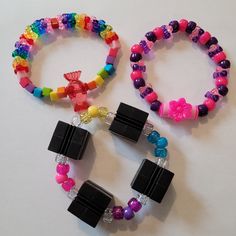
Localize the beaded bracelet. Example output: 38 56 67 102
48 103 174 228
12 13 120 111
130 19 230 122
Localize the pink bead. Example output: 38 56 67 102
215 77 228 86
55 174 68 184
212 52 226 63
131 44 143 54
153 27 163 39
145 91 158 103
56 163 70 175
62 178 75 192
199 32 211 45
130 70 143 80
204 99 215 111
179 19 188 32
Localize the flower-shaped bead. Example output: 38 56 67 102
168 98 192 122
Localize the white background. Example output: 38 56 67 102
0 0 236 236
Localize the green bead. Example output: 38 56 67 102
42 87 53 97
97 68 109 79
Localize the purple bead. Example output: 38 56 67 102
139 40 150 54
220 70 228 77
123 206 134 220
112 206 124 220
198 28 204 35
25 84 35 94
169 20 179 33
106 56 115 64
128 198 142 212
150 100 161 111
218 60 231 69
132 64 146 72
145 31 157 42
205 91 219 102
140 87 153 98
198 104 208 117
186 21 197 34
132 64 140 71
217 85 228 96
134 78 145 89
205 37 218 49
130 53 142 62
213 72 220 78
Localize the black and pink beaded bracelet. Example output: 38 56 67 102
48 103 174 228
130 19 230 122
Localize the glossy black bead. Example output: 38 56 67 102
198 104 208 117
218 85 228 96
218 59 231 69
145 31 157 42
169 20 179 33
185 21 197 34
130 53 142 62
205 37 218 48
133 78 145 89
150 100 162 111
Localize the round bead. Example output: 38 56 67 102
179 19 188 32
55 174 68 184
88 105 99 117
145 91 158 103
217 85 228 96
153 27 164 39
205 37 218 48
130 70 143 81
123 207 134 220
215 77 228 87
154 147 168 158
130 53 142 62
145 31 157 42
185 21 197 34
147 130 160 143
62 178 75 192
156 137 168 148
198 104 208 117
131 44 143 54
128 198 142 212
150 100 161 111
112 206 124 220
199 31 211 45
204 99 215 111
213 52 226 64
218 60 231 69
169 20 179 33
133 78 145 89
56 163 70 175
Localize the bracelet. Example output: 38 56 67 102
48 103 174 228
130 19 230 122
12 13 120 111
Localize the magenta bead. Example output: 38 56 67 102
55 174 68 184
199 31 211 45
61 178 75 192
131 44 143 54
213 52 226 64
145 91 158 103
128 198 142 212
56 163 70 175
179 19 188 32
153 27 163 39
112 206 124 220
204 99 215 111
130 70 143 80
215 77 228 87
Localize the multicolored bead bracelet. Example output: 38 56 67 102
130 19 230 122
12 13 120 111
48 103 174 228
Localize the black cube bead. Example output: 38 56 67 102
131 159 174 203
48 121 90 160
68 180 113 228
109 103 149 142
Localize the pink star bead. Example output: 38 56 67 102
168 98 193 122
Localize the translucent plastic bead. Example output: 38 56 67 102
55 154 68 164
55 174 68 184
137 194 148 205
104 112 115 125
147 130 160 143
87 105 99 117
98 107 109 118
142 122 154 136
156 137 168 148
103 208 113 223
123 207 134 220
156 157 168 168
154 147 168 158
80 112 92 124
128 198 142 212
62 178 75 192
71 116 81 127
67 186 78 200
112 206 124 220
56 163 70 175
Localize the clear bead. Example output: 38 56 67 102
143 122 154 136
155 158 168 168
104 112 115 125
137 194 148 205
103 208 113 223
71 115 81 127
55 154 68 164
67 187 78 200
80 112 92 124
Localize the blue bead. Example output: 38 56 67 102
154 148 167 158
147 131 160 144
104 64 115 75
33 87 42 98
156 137 168 148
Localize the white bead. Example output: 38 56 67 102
103 208 113 223
104 112 115 125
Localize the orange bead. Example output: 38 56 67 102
57 87 67 98
87 81 97 90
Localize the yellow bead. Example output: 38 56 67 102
95 75 104 87
80 112 92 124
78 14 86 29
98 107 109 118
88 105 99 117
49 91 59 101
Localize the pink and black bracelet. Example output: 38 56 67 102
12 13 120 112
130 19 230 122
48 103 174 228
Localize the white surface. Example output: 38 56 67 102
0 0 236 235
